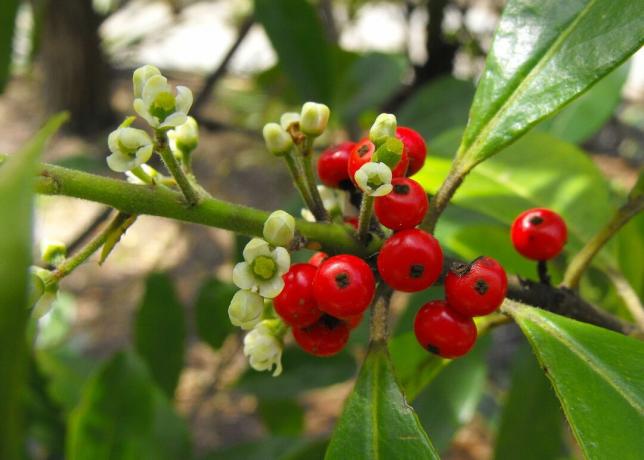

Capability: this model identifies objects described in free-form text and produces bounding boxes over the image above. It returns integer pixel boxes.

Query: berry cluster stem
[421,159,466,234]
[284,152,318,215]
[155,132,201,207]
[369,284,393,343]
[301,151,329,221]
[357,195,374,243]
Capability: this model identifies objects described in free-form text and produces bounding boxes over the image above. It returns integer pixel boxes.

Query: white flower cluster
[228,210,296,376]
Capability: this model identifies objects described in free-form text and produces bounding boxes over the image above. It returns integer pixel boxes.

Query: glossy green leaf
[397,76,475,140]
[494,343,564,460]
[537,63,629,144]
[67,351,191,460]
[0,0,18,92]
[506,303,644,460]
[414,336,490,452]
[194,277,237,351]
[258,398,304,435]
[0,114,66,459]
[458,0,644,167]
[134,273,186,398]
[335,53,406,123]
[254,0,334,103]
[325,342,439,460]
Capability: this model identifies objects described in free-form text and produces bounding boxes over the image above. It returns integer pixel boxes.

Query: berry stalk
[155,132,201,207]
[357,194,375,243]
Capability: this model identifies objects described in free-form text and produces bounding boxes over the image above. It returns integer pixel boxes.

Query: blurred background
[1,0,642,458]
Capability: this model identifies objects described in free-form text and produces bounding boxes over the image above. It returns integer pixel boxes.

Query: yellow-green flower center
[150,92,176,121]
[367,175,384,190]
[252,255,277,280]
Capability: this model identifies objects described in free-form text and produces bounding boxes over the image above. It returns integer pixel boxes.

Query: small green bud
[369,113,397,146]
[280,112,300,131]
[29,267,58,318]
[40,239,67,266]
[263,210,295,247]
[168,116,199,154]
[228,290,264,330]
[262,123,293,156]
[372,137,403,170]
[300,102,330,137]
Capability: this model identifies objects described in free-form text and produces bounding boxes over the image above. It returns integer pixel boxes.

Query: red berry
[374,177,428,231]
[313,254,375,317]
[347,138,409,187]
[445,257,507,317]
[343,313,364,330]
[414,300,477,358]
[511,208,567,261]
[377,229,443,292]
[273,263,322,327]
[396,127,426,176]
[344,216,359,230]
[309,251,329,267]
[317,142,355,189]
[292,314,349,357]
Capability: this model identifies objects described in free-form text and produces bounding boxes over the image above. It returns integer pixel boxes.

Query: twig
[299,141,329,221]
[66,207,113,255]
[357,195,374,243]
[537,260,551,285]
[369,283,393,343]
[284,152,318,216]
[605,268,644,331]
[155,132,201,207]
[191,16,254,115]
[420,159,466,234]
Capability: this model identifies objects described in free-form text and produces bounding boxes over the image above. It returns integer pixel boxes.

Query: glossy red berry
[309,251,329,267]
[347,138,409,187]
[343,313,364,330]
[273,263,322,327]
[511,208,567,261]
[292,314,349,357]
[396,127,426,176]
[317,142,355,190]
[414,300,477,358]
[374,177,428,231]
[377,229,443,292]
[445,257,507,317]
[313,254,375,317]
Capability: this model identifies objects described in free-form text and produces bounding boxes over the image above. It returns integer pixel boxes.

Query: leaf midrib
[461,0,600,162]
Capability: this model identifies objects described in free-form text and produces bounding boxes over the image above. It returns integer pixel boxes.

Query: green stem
[301,153,329,221]
[155,133,201,207]
[49,212,131,283]
[131,165,155,185]
[562,195,644,289]
[420,158,467,234]
[358,194,374,242]
[369,283,393,343]
[284,151,317,216]
[31,159,367,255]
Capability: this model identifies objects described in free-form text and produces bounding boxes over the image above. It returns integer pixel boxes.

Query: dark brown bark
[40,0,113,133]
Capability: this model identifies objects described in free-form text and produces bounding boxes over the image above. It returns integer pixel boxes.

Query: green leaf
[325,342,439,460]
[505,302,644,460]
[493,343,564,460]
[236,347,355,400]
[194,277,237,351]
[67,351,191,460]
[257,398,304,435]
[203,437,328,460]
[457,0,644,167]
[254,0,334,103]
[0,113,66,459]
[414,336,490,452]
[0,0,18,92]
[134,273,186,398]
[397,76,475,140]
[537,62,629,144]
[335,53,406,124]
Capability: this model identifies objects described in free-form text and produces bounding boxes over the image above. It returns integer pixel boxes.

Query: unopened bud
[369,113,397,146]
[263,210,295,247]
[300,102,330,137]
[263,123,293,156]
[280,112,300,131]
[40,239,66,266]
[229,290,265,330]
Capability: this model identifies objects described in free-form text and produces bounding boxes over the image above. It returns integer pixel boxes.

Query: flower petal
[107,130,120,154]
[243,238,271,262]
[159,112,187,129]
[371,184,393,197]
[106,153,135,172]
[142,74,170,105]
[272,247,290,274]
[232,262,256,290]
[175,86,193,113]
[135,144,154,165]
[258,277,284,299]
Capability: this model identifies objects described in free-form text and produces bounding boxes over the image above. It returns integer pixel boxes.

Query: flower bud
[280,112,300,131]
[133,64,161,99]
[243,320,284,376]
[263,210,295,247]
[300,102,330,137]
[372,137,403,170]
[228,290,264,330]
[133,71,193,129]
[40,239,66,266]
[354,162,393,197]
[106,126,154,172]
[29,266,58,318]
[369,113,397,146]
[263,123,293,156]
[168,116,199,154]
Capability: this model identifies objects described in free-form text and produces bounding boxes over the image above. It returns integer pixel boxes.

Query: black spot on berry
[358,145,370,157]
[474,279,489,295]
[529,216,544,225]
[426,344,440,355]
[393,183,410,195]
[450,261,471,277]
[410,264,425,278]
[335,272,350,289]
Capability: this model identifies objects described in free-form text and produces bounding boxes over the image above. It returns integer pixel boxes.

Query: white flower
[280,112,300,130]
[262,123,293,156]
[106,127,154,172]
[369,113,397,146]
[317,185,339,212]
[354,162,393,197]
[243,321,283,376]
[133,70,193,129]
[300,102,330,137]
[228,290,264,330]
[133,64,161,99]
[263,210,295,247]
[168,116,199,155]
[232,238,290,298]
